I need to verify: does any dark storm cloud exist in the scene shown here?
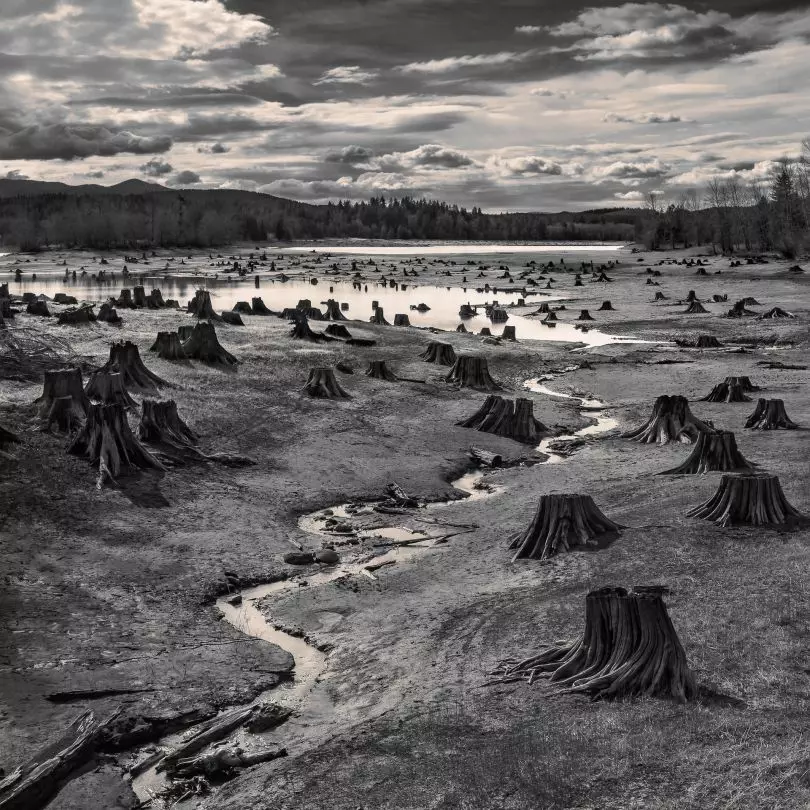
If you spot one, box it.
[0,123,173,161]
[324,145,375,164]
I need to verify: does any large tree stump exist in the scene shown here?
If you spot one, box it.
[419,341,456,365]
[138,399,203,462]
[622,395,712,445]
[445,355,502,391]
[744,398,798,430]
[290,317,334,342]
[57,305,96,325]
[97,303,121,324]
[26,300,51,317]
[177,324,195,342]
[366,360,398,381]
[458,395,547,444]
[99,341,166,393]
[188,290,222,321]
[182,322,239,367]
[456,323,468,333]
[490,586,697,702]
[509,494,622,560]
[35,368,89,423]
[686,473,805,527]
[220,311,244,326]
[695,335,721,348]
[68,402,164,481]
[393,313,411,327]
[41,396,83,434]
[701,380,750,403]
[683,300,708,314]
[501,325,517,341]
[147,288,165,308]
[459,304,476,319]
[324,299,347,320]
[150,331,187,360]
[369,307,390,325]
[577,310,595,321]
[85,371,137,409]
[659,429,754,475]
[598,300,614,311]
[727,375,759,392]
[233,301,253,314]
[251,296,273,315]
[757,307,794,319]
[116,289,135,308]
[325,323,352,339]
[133,286,147,307]
[304,368,351,399]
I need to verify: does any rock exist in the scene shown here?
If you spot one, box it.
[225,593,242,606]
[246,702,293,733]
[315,548,340,565]
[284,551,315,565]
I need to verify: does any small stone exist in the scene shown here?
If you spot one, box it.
[283,551,315,565]
[315,548,340,565]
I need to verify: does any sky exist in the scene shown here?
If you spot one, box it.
[1,0,809,212]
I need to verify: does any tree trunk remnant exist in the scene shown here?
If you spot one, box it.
[727,375,759,392]
[446,355,502,391]
[758,307,794,319]
[116,289,135,308]
[659,429,754,475]
[41,396,82,434]
[684,301,708,314]
[138,399,204,463]
[35,368,89,423]
[251,297,272,315]
[26,300,51,317]
[598,300,614,311]
[147,289,165,308]
[182,322,239,367]
[57,305,96,325]
[491,587,697,702]
[577,310,595,321]
[701,380,750,403]
[133,286,147,308]
[100,340,167,393]
[233,301,253,314]
[188,290,223,321]
[370,307,390,325]
[508,494,623,560]
[68,402,164,481]
[85,371,136,409]
[458,395,547,444]
[220,311,244,326]
[654,292,667,301]
[686,473,805,527]
[325,323,352,339]
[365,360,398,381]
[177,325,195,342]
[459,304,476,318]
[393,314,411,327]
[304,367,351,399]
[469,446,502,467]
[744,398,798,430]
[97,303,121,324]
[324,300,347,320]
[622,395,712,444]
[456,323,468,333]
[150,331,187,360]
[501,325,517,341]
[419,341,456,365]
[290,317,335,342]
[695,335,721,348]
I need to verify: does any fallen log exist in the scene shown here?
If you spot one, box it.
[469,446,502,467]
[166,745,287,781]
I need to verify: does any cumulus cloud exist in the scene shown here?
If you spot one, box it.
[0,123,172,160]
[140,158,173,176]
[172,169,202,185]
[258,171,419,202]
[603,112,686,124]
[592,159,670,181]
[3,169,29,180]
[314,66,378,85]
[197,141,230,154]
[373,144,475,172]
[515,25,542,34]
[531,88,570,98]
[399,52,530,73]
[665,159,777,187]
[615,190,645,201]
[324,145,375,164]
[493,155,564,177]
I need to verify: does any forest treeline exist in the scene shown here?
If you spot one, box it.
[0,182,635,250]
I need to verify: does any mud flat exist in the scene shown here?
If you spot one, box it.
[1,244,808,809]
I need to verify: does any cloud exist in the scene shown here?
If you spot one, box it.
[4,168,29,180]
[592,159,671,181]
[603,112,686,124]
[140,158,173,176]
[492,155,565,177]
[615,190,645,200]
[399,52,530,74]
[373,144,475,171]
[314,66,378,85]
[172,169,202,185]
[257,171,420,202]
[197,141,230,154]
[515,25,542,34]
[324,145,375,164]
[531,88,570,98]
[0,123,172,160]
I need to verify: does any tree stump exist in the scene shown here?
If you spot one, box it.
[489,308,509,323]
[133,286,147,307]
[26,300,51,317]
[233,301,253,314]
[220,311,244,326]
[366,360,398,381]
[97,303,121,324]
[304,368,351,398]
[659,430,755,474]
[622,395,712,445]
[138,399,203,462]
[58,305,96,325]
[188,290,222,321]
[177,324,195,342]
[744,398,798,430]
[456,323,468,333]
[325,323,352,339]
[479,327,492,336]
[458,395,547,444]
[35,368,89,423]
[543,312,558,323]
[727,375,759,392]
[324,300,347,320]
[758,307,794,319]
[116,289,135,308]
[687,473,805,527]
[598,300,614,310]
[701,380,750,403]
[290,317,334,342]
[99,341,166,393]
[150,331,187,360]
[85,371,137,409]
[577,310,595,321]
[369,307,390,325]
[147,288,165,308]
[459,304,476,319]
[42,396,83,434]
[393,313,411,327]
[182,322,239,367]
[653,291,667,301]
[509,494,622,560]
[683,300,708,314]
[68,402,164,480]
[491,586,696,702]
[501,325,517,341]
[252,297,272,315]
[695,335,721,348]
[445,355,502,391]
[419,341,456,365]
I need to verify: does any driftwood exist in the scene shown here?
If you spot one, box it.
[744,398,798,430]
[35,368,89,423]
[385,481,420,508]
[622,395,712,445]
[85,371,136,409]
[68,402,164,482]
[458,395,547,444]
[420,341,456,365]
[687,473,805,527]
[509,494,622,560]
[99,341,166,393]
[445,355,502,391]
[659,430,754,475]
[490,587,696,702]
[366,360,398,381]
[150,331,187,360]
[469,446,502,467]
[0,708,122,810]
[166,745,287,780]
[304,367,351,399]
[182,322,239,367]
[188,290,222,321]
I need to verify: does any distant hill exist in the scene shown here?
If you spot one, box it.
[0,178,638,249]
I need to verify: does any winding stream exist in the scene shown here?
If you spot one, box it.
[130,372,618,806]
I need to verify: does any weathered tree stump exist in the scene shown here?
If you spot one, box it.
[622,395,712,445]
[653,291,667,301]
[369,307,390,325]
[479,327,492,336]
[695,335,721,348]
[701,380,750,403]
[445,355,502,391]
[133,286,147,307]
[325,323,352,339]
[324,299,347,320]
[150,331,187,360]
[138,399,203,462]
[577,310,595,321]
[543,312,558,323]
[57,305,96,325]
[251,297,272,315]
[304,368,351,398]
[188,290,222,321]
[99,341,166,393]
[26,300,51,317]
[177,324,195,342]
[116,289,135,308]
[501,325,517,340]
[683,300,708,314]
[393,313,411,327]
[366,360,398,381]
[97,303,121,324]
[459,304,476,319]
[489,308,509,323]
[147,288,165,308]
[68,402,164,480]
[85,371,137,409]
[659,429,755,474]
[490,586,696,702]
[687,473,804,527]
[456,323,468,333]
[744,399,798,430]
[728,375,759,392]
[182,322,239,367]
[233,301,253,314]
[598,300,614,311]
[758,307,794,319]
[220,311,244,326]
[41,396,83,434]
[509,494,622,560]
[290,317,334,342]
[35,368,89,423]
[458,395,547,444]
[419,341,456,365]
